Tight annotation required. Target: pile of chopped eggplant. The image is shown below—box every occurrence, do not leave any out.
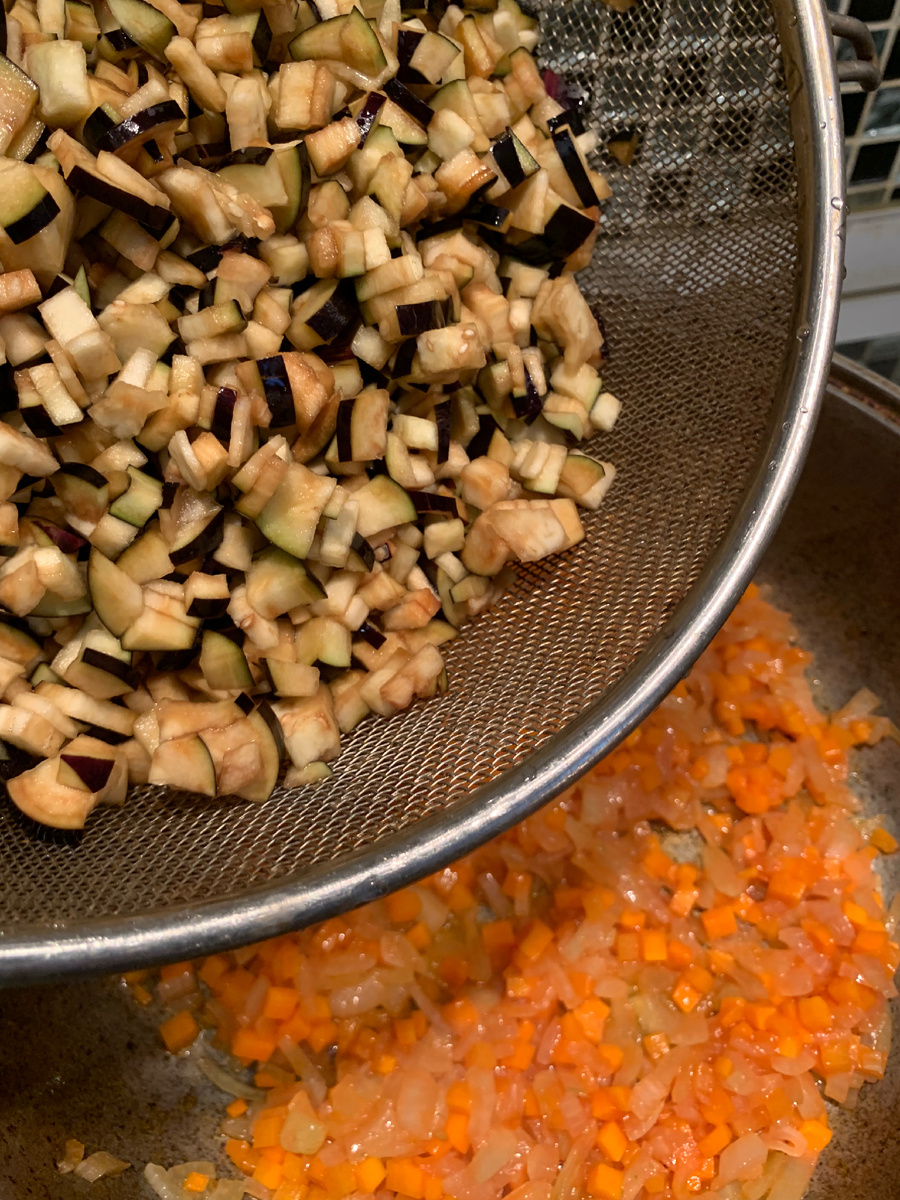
[0,0,619,828]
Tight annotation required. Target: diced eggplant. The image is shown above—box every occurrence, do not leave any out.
[149,732,216,795]
[489,128,538,189]
[106,0,175,58]
[6,755,100,829]
[383,77,433,129]
[551,126,599,209]
[355,91,385,146]
[93,99,184,154]
[168,507,225,566]
[256,355,295,428]
[199,626,253,691]
[287,278,358,349]
[261,657,319,698]
[109,465,163,527]
[354,474,417,539]
[245,545,324,617]
[505,205,596,265]
[0,183,60,246]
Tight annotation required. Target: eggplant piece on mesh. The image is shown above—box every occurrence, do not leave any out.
[504,205,596,265]
[552,126,599,209]
[406,490,461,516]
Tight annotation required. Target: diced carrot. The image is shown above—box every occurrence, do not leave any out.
[273,1184,308,1200]
[641,929,668,962]
[798,996,832,1032]
[385,888,422,923]
[672,979,701,1013]
[232,1028,277,1063]
[870,826,898,854]
[587,1163,624,1200]
[183,1173,209,1193]
[572,997,610,1043]
[159,1009,199,1054]
[518,919,554,961]
[253,1112,285,1150]
[446,1111,470,1154]
[697,1126,731,1157]
[482,919,516,952]
[227,1098,248,1118]
[799,1119,832,1154]
[596,1122,628,1162]
[385,1159,426,1199]
[701,905,737,940]
[263,986,300,1022]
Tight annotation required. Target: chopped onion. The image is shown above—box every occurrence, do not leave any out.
[196,1053,262,1100]
[73,1151,131,1182]
[57,1139,85,1175]
[470,1129,518,1183]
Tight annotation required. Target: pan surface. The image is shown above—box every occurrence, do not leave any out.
[1,360,897,1197]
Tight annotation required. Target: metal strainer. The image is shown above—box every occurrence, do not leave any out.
[0,0,867,983]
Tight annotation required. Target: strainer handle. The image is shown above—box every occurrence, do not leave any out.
[829,12,881,91]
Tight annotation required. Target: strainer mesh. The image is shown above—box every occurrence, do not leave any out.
[0,0,797,927]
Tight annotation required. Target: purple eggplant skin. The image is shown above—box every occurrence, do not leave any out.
[186,243,224,273]
[94,99,184,154]
[463,201,510,230]
[5,190,60,244]
[81,648,139,688]
[356,619,385,649]
[21,404,62,439]
[254,696,285,760]
[169,508,226,566]
[305,282,358,342]
[373,541,391,562]
[82,105,117,155]
[384,78,433,128]
[186,595,229,619]
[32,520,90,559]
[235,690,254,715]
[434,400,450,463]
[257,355,295,428]
[547,107,586,137]
[336,397,354,462]
[503,204,596,266]
[153,646,197,672]
[59,462,109,492]
[355,92,386,147]
[466,412,499,459]
[66,164,171,233]
[350,531,375,571]
[60,753,115,793]
[396,299,447,338]
[491,131,527,188]
[406,489,460,516]
[396,28,427,85]
[211,387,237,442]
[551,127,599,209]
[512,366,543,422]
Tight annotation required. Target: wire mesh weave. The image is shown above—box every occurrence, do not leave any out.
[0,0,798,927]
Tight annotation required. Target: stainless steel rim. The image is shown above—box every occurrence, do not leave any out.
[0,0,846,985]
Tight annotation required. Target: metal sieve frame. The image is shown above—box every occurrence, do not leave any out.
[0,0,846,985]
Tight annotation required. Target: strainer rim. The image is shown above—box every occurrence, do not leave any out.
[0,0,845,985]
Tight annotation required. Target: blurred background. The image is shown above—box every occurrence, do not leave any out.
[832,0,900,379]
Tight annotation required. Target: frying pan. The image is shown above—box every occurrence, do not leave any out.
[0,356,897,1196]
